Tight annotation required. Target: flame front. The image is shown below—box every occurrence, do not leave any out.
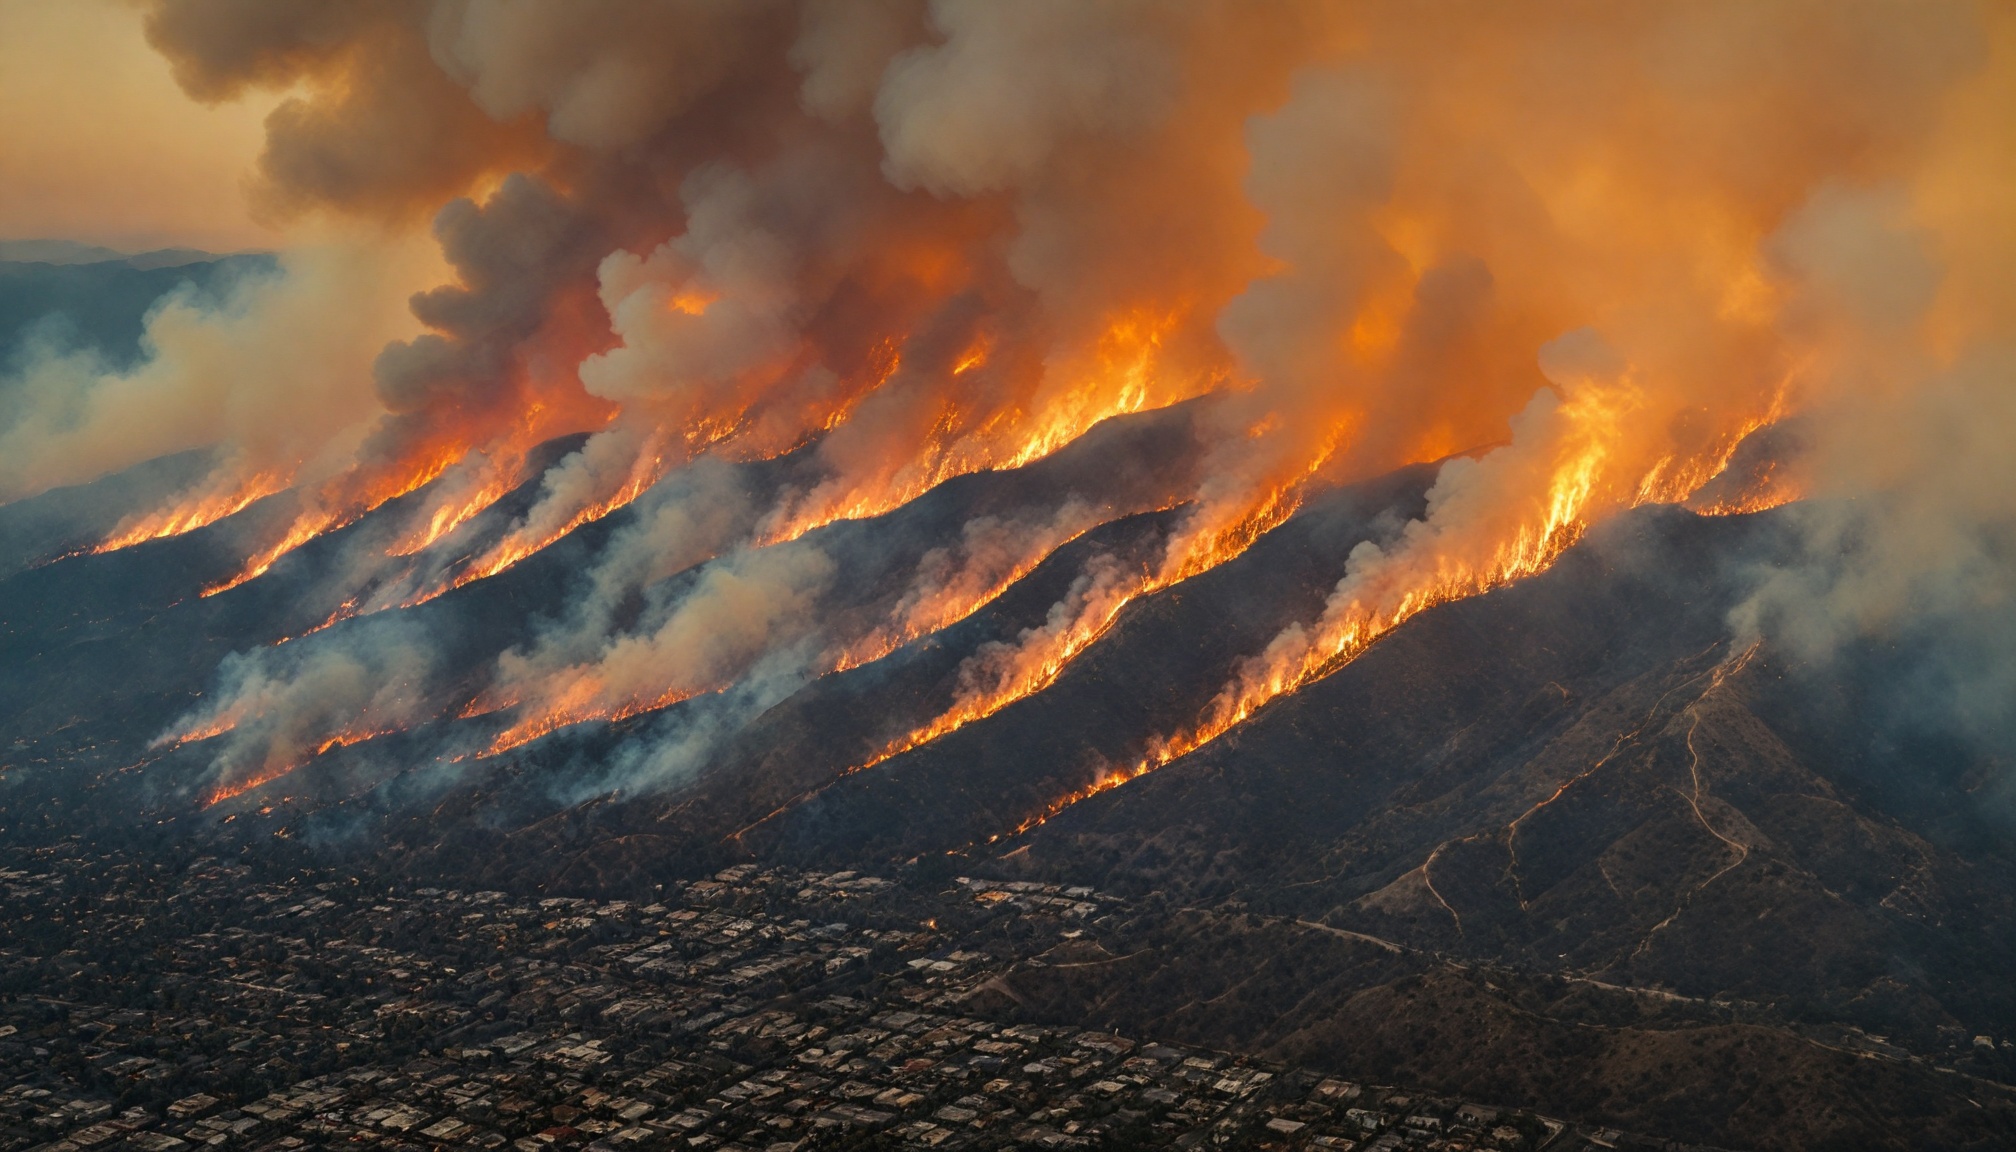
[830,452,1334,784]
[1002,375,1799,836]
[749,311,1201,548]
[85,0,2008,811]
[473,496,1134,758]
[202,726,397,808]
[384,452,530,558]
[416,428,680,606]
[94,469,290,553]
[459,312,1215,755]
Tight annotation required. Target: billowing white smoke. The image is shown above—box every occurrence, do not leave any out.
[28,0,2007,805]
[0,239,434,504]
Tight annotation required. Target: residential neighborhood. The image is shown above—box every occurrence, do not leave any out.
[2,842,1712,1152]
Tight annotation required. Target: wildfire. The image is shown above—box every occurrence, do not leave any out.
[950,340,990,377]
[272,597,362,645]
[834,569,1142,776]
[476,683,709,759]
[987,395,1807,840]
[384,455,528,557]
[752,311,1198,548]
[1000,313,1172,472]
[1139,527,1585,780]
[201,726,395,807]
[93,470,291,553]
[382,326,923,616]
[459,314,1217,759]
[828,519,1117,676]
[201,510,342,597]
[1690,457,1805,517]
[473,511,1122,757]
[156,715,241,751]
[199,447,464,597]
[985,768,1147,844]
[1693,479,1803,517]
[1639,380,1796,508]
[412,432,679,607]
[466,315,1220,756]
[823,458,1332,786]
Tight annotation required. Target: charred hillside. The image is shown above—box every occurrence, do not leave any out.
[11,466,2013,1151]
[7,5,2016,1151]
[271,491,2014,1151]
[0,400,1209,828]
[4,394,2013,1152]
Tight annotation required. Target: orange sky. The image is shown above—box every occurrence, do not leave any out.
[0,0,278,252]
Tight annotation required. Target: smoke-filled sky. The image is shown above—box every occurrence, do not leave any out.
[0,0,278,252]
[4,0,2013,810]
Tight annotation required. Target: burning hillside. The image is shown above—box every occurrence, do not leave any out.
[0,0,2009,841]
[8,9,2016,1150]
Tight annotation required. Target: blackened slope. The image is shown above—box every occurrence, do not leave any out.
[0,450,216,577]
[728,463,1441,864]
[1010,506,1766,906]
[165,401,1211,844]
[977,504,2016,1149]
[361,508,1184,888]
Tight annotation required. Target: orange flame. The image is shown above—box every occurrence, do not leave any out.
[1692,473,1804,517]
[385,456,528,557]
[201,511,344,597]
[835,562,1150,775]
[825,453,1331,785]
[469,310,1217,758]
[473,684,707,758]
[997,400,1804,838]
[388,326,912,611]
[409,430,682,607]
[199,446,466,597]
[455,312,1214,756]
[471,511,1122,757]
[752,311,1199,548]
[93,470,290,553]
[272,596,363,646]
[824,519,1116,677]
[156,714,243,751]
[1690,452,1806,517]
[201,726,395,807]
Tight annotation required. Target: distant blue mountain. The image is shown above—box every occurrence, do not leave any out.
[0,244,279,370]
[0,238,252,269]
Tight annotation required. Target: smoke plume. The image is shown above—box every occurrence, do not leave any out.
[5,0,2004,809]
